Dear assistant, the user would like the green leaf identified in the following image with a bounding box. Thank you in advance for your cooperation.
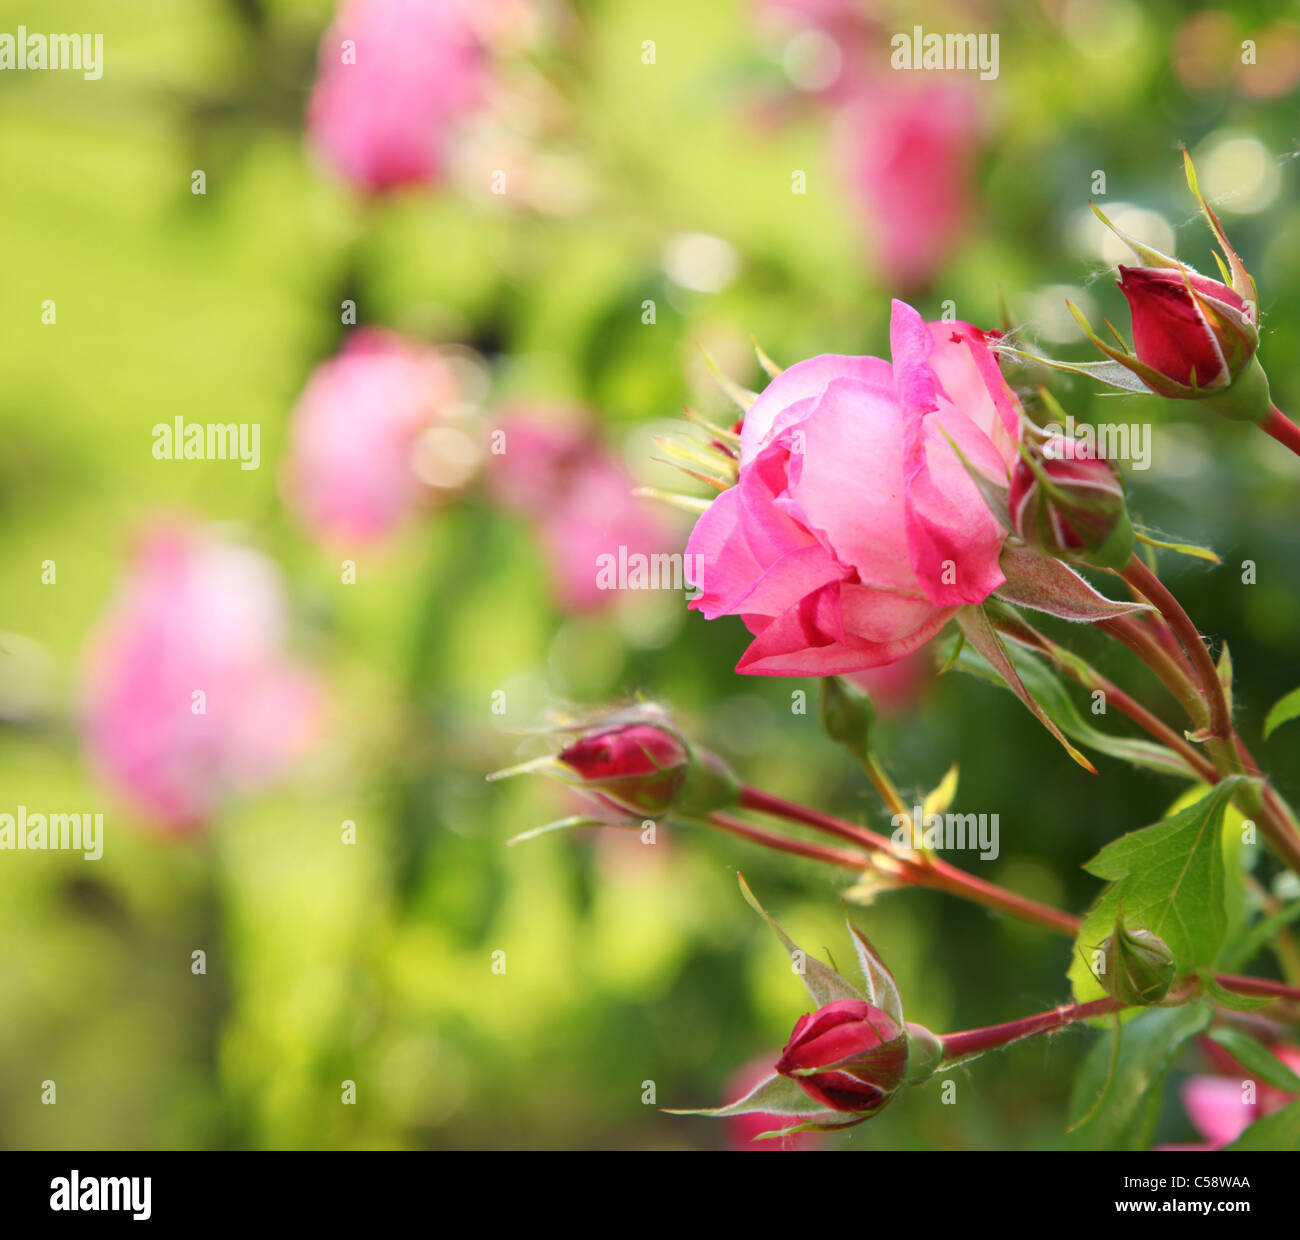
[737,874,862,1007]
[948,635,1199,780]
[954,605,1096,772]
[1223,1100,1300,1151]
[1068,781,1243,1002]
[1067,1002,1211,1149]
[1206,1027,1300,1092]
[1220,899,1300,972]
[1133,527,1221,565]
[845,918,904,1027]
[1263,686,1300,740]
[505,815,621,846]
[665,1070,832,1120]
[993,344,1157,395]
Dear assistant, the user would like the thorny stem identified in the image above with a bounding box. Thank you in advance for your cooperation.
[939,973,1300,1064]
[940,996,1124,1062]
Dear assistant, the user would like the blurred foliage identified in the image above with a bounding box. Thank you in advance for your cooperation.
[1,0,1299,1150]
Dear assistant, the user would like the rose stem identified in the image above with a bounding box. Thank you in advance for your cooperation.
[939,973,1300,1064]
[705,811,874,871]
[726,787,1300,1003]
[734,786,1081,937]
[1120,556,1230,741]
[939,996,1124,1062]
[1261,404,1300,459]
[1118,556,1300,874]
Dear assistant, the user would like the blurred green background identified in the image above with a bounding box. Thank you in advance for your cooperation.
[1,0,1298,1149]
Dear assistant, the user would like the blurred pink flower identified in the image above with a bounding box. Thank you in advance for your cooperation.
[724,1058,824,1151]
[835,82,980,292]
[845,645,930,717]
[82,526,322,830]
[282,329,459,544]
[756,0,879,104]
[487,408,679,614]
[306,0,486,194]
[1166,1042,1300,1149]
[749,3,984,291]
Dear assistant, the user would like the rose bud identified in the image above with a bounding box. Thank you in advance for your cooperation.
[554,717,739,820]
[1118,266,1258,393]
[776,998,908,1115]
[1096,916,1177,1006]
[1009,442,1134,570]
[1047,156,1274,424]
[557,723,689,818]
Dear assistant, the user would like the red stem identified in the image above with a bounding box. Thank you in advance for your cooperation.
[1212,973,1300,1002]
[737,786,1081,936]
[940,997,1123,1061]
[1120,556,1230,741]
[939,976,1300,1062]
[707,811,873,871]
[1261,404,1300,459]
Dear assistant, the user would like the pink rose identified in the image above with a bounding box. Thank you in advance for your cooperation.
[836,83,980,292]
[282,329,458,544]
[306,0,485,194]
[487,409,680,614]
[686,299,1019,676]
[81,526,322,830]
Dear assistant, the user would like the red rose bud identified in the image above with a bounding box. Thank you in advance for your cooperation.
[558,723,689,818]
[1055,158,1276,423]
[1009,443,1134,570]
[556,719,738,819]
[1118,266,1257,393]
[776,999,908,1115]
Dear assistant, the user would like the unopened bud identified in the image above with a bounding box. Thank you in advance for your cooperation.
[1009,442,1134,569]
[555,713,737,819]
[776,999,908,1115]
[1097,916,1176,1006]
